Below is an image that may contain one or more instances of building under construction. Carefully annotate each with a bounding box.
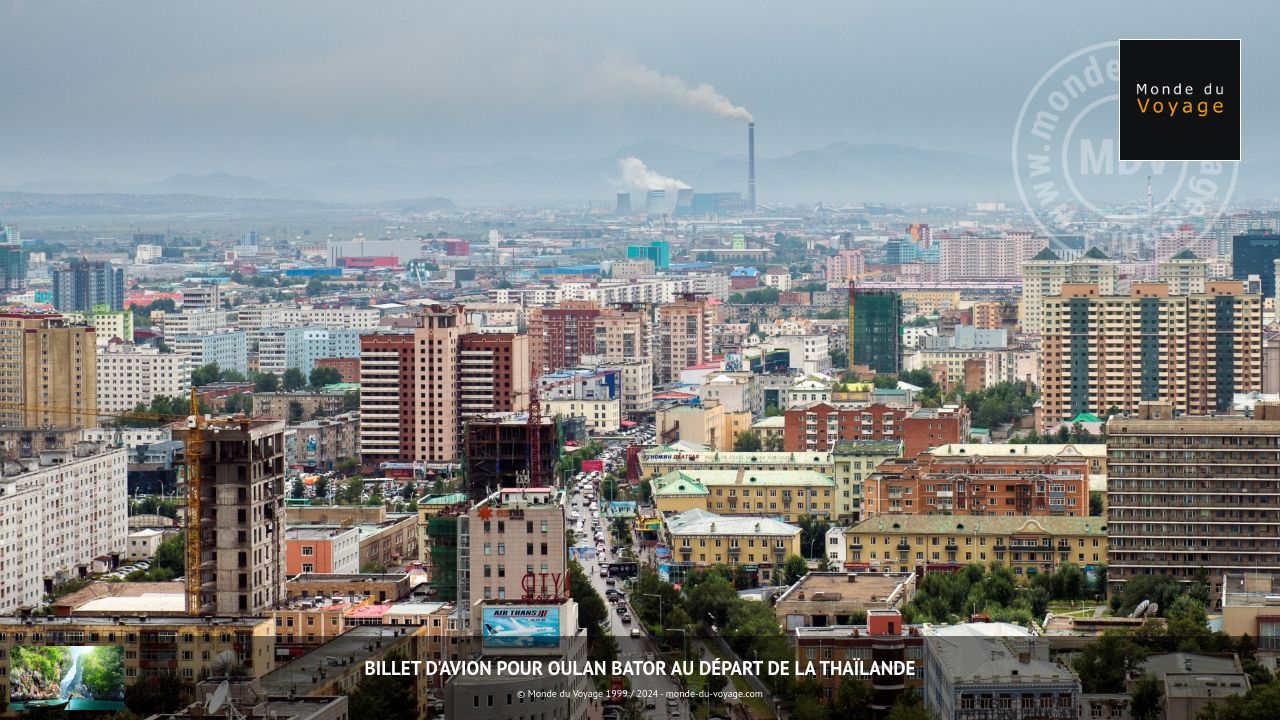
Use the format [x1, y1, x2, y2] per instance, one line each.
[175, 417, 287, 616]
[463, 412, 558, 500]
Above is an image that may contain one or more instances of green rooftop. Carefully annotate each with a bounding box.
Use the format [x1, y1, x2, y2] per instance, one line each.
[848, 514, 1106, 537]
[652, 468, 834, 489]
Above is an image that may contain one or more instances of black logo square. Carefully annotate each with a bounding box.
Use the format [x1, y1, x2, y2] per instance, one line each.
[1119, 39, 1240, 161]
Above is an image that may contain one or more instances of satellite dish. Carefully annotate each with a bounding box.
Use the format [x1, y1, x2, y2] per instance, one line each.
[212, 650, 237, 675]
[207, 681, 230, 714]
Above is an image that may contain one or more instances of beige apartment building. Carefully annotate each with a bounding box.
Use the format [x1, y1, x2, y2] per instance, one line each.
[0, 312, 98, 428]
[593, 307, 649, 361]
[656, 295, 714, 384]
[461, 487, 567, 628]
[1040, 281, 1262, 424]
[1019, 247, 1118, 334]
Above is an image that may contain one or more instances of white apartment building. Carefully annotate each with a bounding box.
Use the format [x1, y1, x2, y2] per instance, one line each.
[134, 244, 163, 264]
[180, 283, 222, 311]
[1019, 247, 1119, 334]
[543, 398, 621, 433]
[169, 329, 248, 375]
[236, 304, 381, 335]
[486, 285, 564, 307]
[0, 442, 128, 614]
[153, 309, 239, 336]
[257, 326, 362, 376]
[560, 274, 730, 305]
[96, 342, 193, 414]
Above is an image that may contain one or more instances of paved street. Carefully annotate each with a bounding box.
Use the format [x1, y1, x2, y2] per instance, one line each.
[570, 435, 691, 720]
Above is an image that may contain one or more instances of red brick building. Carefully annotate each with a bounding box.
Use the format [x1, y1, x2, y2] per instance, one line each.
[783, 402, 908, 452]
[528, 301, 601, 373]
[901, 405, 970, 457]
[864, 446, 1091, 517]
[314, 356, 361, 383]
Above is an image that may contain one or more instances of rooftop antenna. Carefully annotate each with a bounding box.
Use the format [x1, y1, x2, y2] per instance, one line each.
[1147, 175, 1153, 215]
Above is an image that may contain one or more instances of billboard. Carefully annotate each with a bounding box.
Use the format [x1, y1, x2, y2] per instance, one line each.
[481, 607, 560, 649]
[9, 646, 125, 712]
[607, 562, 638, 579]
[581, 459, 604, 473]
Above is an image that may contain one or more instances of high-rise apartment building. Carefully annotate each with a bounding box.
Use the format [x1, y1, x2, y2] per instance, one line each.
[359, 306, 528, 467]
[0, 313, 98, 429]
[936, 231, 1048, 282]
[50, 258, 125, 312]
[1108, 402, 1280, 600]
[1019, 247, 1119, 334]
[180, 282, 223, 311]
[458, 332, 530, 429]
[174, 417, 287, 616]
[528, 301, 601, 373]
[1232, 230, 1280, 299]
[1041, 282, 1263, 423]
[826, 249, 866, 285]
[592, 307, 648, 362]
[1157, 249, 1210, 296]
[460, 487, 567, 626]
[848, 287, 902, 374]
[0, 442, 127, 613]
[169, 329, 248, 375]
[656, 295, 714, 385]
[96, 341, 192, 414]
[0, 244, 26, 293]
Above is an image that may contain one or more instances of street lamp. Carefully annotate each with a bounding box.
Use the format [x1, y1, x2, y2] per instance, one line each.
[669, 627, 689, 662]
[642, 593, 663, 629]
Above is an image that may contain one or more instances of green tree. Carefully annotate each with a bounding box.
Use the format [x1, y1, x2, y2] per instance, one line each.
[254, 371, 279, 393]
[781, 554, 809, 585]
[347, 649, 416, 720]
[1165, 595, 1210, 650]
[313, 476, 330, 501]
[124, 671, 190, 716]
[153, 532, 185, 575]
[884, 688, 936, 720]
[223, 393, 251, 415]
[732, 430, 763, 452]
[828, 347, 848, 369]
[290, 479, 306, 499]
[897, 369, 936, 388]
[360, 561, 387, 574]
[1072, 630, 1148, 693]
[1130, 674, 1164, 720]
[791, 697, 830, 720]
[309, 366, 342, 388]
[796, 515, 831, 559]
[288, 400, 304, 423]
[340, 477, 365, 504]
[685, 573, 738, 626]
[191, 362, 221, 387]
[1054, 563, 1086, 602]
[282, 367, 307, 391]
[830, 676, 874, 720]
[1089, 491, 1105, 516]
[1116, 574, 1184, 617]
[568, 560, 618, 666]
[343, 389, 360, 412]
[305, 276, 327, 297]
[872, 374, 897, 389]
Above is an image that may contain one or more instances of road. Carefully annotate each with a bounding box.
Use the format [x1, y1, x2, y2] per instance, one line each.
[569, 450, 690, 720]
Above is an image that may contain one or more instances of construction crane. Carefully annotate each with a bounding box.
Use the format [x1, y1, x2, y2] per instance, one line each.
[527, 357, 543, 487]
[0, 388, 237, 616]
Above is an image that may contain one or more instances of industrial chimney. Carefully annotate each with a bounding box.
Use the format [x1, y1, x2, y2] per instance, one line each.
[747, 121, 756, 213]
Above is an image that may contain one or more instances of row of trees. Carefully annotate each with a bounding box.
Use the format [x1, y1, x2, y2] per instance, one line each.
[901, 562, 1103, 626]
[731, 429, 784, 452]
[194, 364, 344, 392]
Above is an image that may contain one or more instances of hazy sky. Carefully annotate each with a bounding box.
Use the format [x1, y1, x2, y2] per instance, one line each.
[2, 0, 1275, 184]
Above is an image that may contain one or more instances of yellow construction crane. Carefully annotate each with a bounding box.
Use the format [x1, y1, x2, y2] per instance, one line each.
[0, 388, 234, 616]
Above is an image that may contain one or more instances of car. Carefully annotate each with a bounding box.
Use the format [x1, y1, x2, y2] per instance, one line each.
[615, 605, 626, 615]
[599, 569, 608, 577]
[645, 652, 655, 661]
[667, 699, 680, 711]
[631, 628, 643, 638]
[620, 614, 632, 624]
[645, 697, 656, 709]
[606, 578, 616, 586]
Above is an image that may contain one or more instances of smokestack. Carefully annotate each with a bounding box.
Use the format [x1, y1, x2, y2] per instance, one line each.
[748, 122, 756, 213]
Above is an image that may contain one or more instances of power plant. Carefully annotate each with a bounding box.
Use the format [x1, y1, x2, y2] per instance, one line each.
[747, 121, 756, 213]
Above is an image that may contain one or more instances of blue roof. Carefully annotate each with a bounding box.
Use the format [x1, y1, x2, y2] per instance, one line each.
[536, 265, 601, 275]
[729, 267, 760, 277]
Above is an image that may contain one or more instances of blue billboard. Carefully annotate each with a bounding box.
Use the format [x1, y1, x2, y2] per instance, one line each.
[481, 607, 560, 649]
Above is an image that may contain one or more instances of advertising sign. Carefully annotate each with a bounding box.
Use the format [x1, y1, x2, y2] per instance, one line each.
[581, 459, 604, 473]
[481, 607, 560, 649]
[9, 646, 125, 712]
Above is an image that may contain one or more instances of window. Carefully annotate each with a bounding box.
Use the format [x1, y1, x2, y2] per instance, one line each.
[301, 546, 314, 556]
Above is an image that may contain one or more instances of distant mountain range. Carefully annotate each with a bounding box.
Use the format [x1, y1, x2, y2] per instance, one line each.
[6, 141, 1280, 207]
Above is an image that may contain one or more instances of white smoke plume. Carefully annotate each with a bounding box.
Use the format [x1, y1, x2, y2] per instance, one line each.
[593, 56, 752, 123]
[618, 156, 690, 193]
